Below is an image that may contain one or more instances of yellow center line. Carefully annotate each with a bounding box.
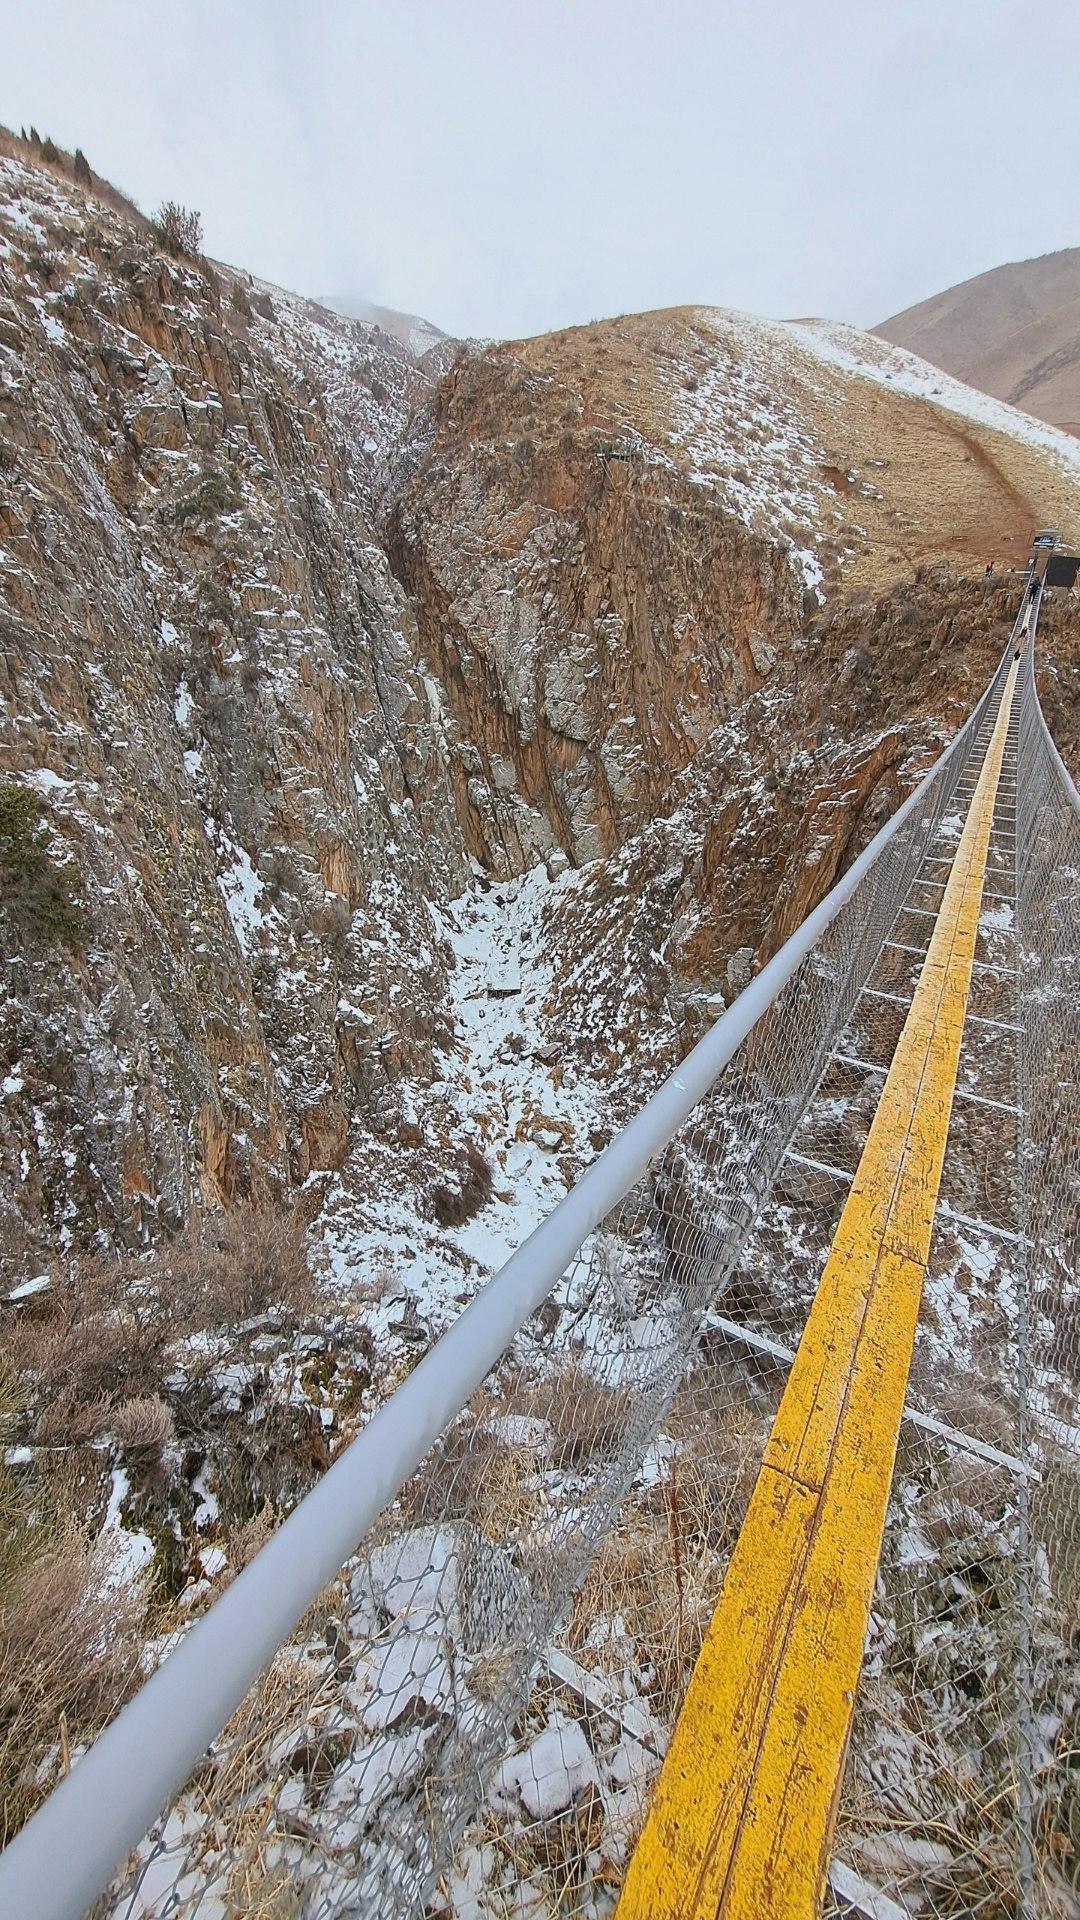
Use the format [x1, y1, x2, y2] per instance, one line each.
[616, 659, 1020, 1920]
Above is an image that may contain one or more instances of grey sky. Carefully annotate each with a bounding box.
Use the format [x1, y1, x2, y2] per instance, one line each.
[2, 0, 1076, 341]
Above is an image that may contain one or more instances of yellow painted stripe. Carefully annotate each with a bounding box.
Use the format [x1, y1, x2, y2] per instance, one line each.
[616, 661, 1019, 1920]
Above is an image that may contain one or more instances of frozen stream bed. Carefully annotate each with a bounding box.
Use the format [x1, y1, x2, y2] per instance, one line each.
[314, 861, 610, 1355]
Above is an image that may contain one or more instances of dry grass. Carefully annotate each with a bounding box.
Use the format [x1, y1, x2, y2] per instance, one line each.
[0, 1365, 142, 1840]
[5, 1203, 316, 1451]
[568, 1386, 764, 1722]
[211, 1653, 334, 1911]
[0, 1518, 143, 1844]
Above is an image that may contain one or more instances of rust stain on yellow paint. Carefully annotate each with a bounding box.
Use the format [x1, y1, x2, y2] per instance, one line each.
[616, 661, 1018, 1920]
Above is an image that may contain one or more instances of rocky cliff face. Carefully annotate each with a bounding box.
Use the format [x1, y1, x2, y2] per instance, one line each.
[380, 318, 1080, 1105]
[0, 147, 467, 1259]
[385, 345, 800, 873]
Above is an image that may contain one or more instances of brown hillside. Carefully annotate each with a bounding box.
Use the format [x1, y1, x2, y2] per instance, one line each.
[509, 306, 1080, 591]
[877, 248, 1080, 434]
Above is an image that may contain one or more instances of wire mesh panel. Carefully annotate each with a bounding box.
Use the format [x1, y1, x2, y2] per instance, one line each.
[98, 667, 1014, 1918]
[1015, 656, 1080, 1920]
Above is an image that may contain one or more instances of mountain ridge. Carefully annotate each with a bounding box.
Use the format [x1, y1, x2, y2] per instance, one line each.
[315, 291, 449, 358]
[877, 246, 1080, 434]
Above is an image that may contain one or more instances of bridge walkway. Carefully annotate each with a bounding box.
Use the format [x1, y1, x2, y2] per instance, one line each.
[616, 658, 1032, 1917]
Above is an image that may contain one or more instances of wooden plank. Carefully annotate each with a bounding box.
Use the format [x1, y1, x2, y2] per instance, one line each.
[615, 659, 1019, 1920]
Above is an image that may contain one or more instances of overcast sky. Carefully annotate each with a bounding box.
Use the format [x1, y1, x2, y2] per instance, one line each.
[2, 0, 1076, 341]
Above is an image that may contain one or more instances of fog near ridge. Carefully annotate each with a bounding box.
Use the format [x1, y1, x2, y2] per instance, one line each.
[2, 0, 1077, 341]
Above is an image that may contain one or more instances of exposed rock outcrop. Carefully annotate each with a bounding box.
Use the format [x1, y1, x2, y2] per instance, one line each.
[385, 347, 800, 872]
[0, 150, 462, 1255]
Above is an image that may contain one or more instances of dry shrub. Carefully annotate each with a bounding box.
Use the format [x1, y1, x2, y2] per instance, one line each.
[0, 1524, 142, 1843]
[431, 1140, 494, 1227]
[110, 1395, 175, 1475]
[8, 1254, 169, 1427]
[400, 1419, 536, 1539]
[151, 199, 203, 258]
[507, 1364, 635, 1471]
[5, 1204, 315, 1450]
[313, 891, 351, 960]
[664, 1375, 765, 1543]
[226, 1498, 277, 1577]
[168, 1205, 314, 1328]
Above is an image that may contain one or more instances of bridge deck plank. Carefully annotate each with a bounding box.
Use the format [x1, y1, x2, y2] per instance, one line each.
[614, 656, 1020, 1920]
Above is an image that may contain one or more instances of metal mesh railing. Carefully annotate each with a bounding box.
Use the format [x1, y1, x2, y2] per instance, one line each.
[822, 669, 1036, 1918]
[92, 662, 1012, 1919]
[1014, 645, 1080, 1920]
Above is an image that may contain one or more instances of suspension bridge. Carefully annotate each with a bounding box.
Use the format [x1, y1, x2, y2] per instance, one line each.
[2, 554, 1078, 1919]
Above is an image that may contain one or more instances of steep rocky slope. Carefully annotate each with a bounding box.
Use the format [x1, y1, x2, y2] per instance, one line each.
[878, 246, 1080, 435]
[386, 307, 1080, 1099]
[0, 144, 471, 1264]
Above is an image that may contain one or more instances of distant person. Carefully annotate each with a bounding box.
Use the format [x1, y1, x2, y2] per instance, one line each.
[985, 559, 995, 578]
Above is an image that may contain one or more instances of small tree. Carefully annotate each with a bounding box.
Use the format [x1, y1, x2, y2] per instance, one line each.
[151, 201, 203, 259]
[0, 783, 88, 953]
[73, 148, 92, 187]
[40, 137, 59, 165]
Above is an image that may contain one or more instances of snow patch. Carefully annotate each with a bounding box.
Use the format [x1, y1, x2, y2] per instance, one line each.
[495, 1713, 600, 1821]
